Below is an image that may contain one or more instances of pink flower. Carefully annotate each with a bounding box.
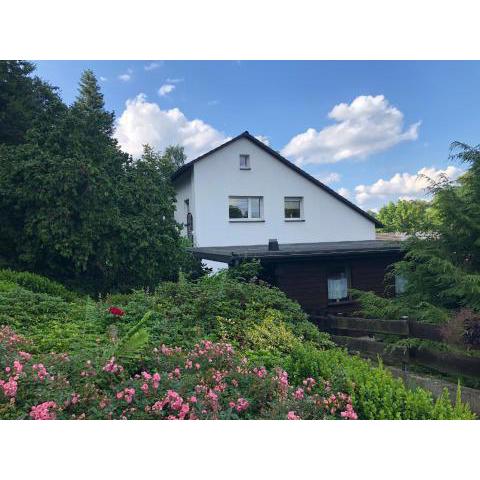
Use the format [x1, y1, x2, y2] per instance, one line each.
[294, 388, 304, 400]
[190, 396, 197, 403]
[178, 403, 190, 419]
[141, 383, 149, 394]
[71, 393, 80, 405]
[253, 366, 267, 378]
[102, 357, 124, 374]
[152, 372, 161, 389]
[0, 377, 18, 398]
[340, 404, 358, 420]
[13, 360, 23, 374]
[287, 411, 301, 420]
[302, 377, 316, 392]
[30, 401, 57, 420]
[32, 363, 48, 381]
[275, 370, 289, 397]
[235, 398, 249, 413]
[19, 351, 32, 361]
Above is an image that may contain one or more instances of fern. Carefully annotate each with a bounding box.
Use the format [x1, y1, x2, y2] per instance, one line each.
[114, 311, 152, 361]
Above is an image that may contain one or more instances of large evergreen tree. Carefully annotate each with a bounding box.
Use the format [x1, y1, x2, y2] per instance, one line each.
[0, 63, 200, 293]
[0, 61, 59, 146]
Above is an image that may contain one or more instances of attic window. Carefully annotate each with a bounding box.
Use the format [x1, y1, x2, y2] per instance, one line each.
[239, 154, 251, 170]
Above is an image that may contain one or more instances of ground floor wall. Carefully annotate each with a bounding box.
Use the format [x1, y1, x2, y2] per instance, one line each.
[262, 252, 402, 314]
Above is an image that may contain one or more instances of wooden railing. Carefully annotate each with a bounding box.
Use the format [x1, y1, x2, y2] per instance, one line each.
[311, 314, 480, 380]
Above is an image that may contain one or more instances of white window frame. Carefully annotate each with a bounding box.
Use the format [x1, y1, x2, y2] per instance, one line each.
[239, 154, 251, 170]
[284, 196, 304, 221]
[228, 196, 264, 222]
[327, 264, 352, 304]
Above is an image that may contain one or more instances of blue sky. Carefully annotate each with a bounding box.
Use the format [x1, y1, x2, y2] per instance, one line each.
[34, 60, 480, 210]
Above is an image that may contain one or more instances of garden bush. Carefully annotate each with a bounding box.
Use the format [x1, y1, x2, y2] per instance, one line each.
[0, 284, 103, 353]
[0, 325, 358, 420]
[0, 269, 474, 420]
[283, 343, 475, 419]
[0, 269, 79, 302]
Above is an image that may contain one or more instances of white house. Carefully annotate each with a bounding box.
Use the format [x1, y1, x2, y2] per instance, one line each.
[172, 131, 379, 248]
[172, 131, 402, 313]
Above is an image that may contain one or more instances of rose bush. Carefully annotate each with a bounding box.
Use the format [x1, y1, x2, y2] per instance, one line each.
[0, 326, 358, 420]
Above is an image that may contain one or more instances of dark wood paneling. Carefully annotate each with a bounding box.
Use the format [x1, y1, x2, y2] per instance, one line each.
[264, 252, 401, 314]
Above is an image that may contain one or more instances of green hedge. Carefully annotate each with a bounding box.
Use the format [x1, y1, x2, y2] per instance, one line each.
[284, 343, 474, 419]
[0, 269, 79, 302]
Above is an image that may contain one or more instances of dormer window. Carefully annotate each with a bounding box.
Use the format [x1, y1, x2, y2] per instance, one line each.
[239, 154, 251, 170]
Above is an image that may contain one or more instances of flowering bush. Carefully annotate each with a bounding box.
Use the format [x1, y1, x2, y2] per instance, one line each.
[0, 327, 357, 420]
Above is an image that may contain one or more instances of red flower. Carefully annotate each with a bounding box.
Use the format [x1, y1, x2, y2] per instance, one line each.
[108, 306, 125, 317]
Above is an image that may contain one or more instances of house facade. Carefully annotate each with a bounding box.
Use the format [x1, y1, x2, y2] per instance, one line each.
[172, 131, 403, 313]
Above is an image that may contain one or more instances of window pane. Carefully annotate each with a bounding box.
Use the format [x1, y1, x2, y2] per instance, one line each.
[250, 198, 261, 218]
[395, 274, 407, 296]
[229, 197, 248, 218]
[285, 199, 301, 218]
[327, 267, 349, 302]
[240, 155, 250, 168]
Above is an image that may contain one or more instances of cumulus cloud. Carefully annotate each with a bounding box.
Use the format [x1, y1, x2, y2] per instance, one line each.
[158, 84, 175, 96]
[337, 187, 351, 199]
[99, 76, 108, 82]
[144, 62, 162, 71]
[315, 172, 341, 185]
[281, 95, 420, 166]
[118, 69, 133, 82]
[354, 165, 463, 208]
[114, 93, 228, 159]
[254, 135, 270, 146]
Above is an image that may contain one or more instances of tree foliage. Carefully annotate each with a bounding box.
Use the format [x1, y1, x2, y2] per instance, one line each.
[0, 61, 202, 293]
[358, 142, 480, 323]
[377, 199, 437, 234]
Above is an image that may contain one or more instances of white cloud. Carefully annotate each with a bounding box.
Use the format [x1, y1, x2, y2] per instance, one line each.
[207, 100, 219, 106]
[337, 187, 351, 199]
[144, 62, 162, 71]
[281, 95, 420, 166]
[354, 165, 464, 209]
[315, 172, 341, 184]
[158, 84, 176, 96]
[118, 68, 133, 82]
[166, 78, 183, 83]
[100, 76, 108, 82]
[254, 135, 270, 146]
[114, 93, 228, 159]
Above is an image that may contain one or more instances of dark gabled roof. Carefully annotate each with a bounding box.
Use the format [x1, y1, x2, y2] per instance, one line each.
[191, 240, 403, 263]
[171, 131, 382, 227]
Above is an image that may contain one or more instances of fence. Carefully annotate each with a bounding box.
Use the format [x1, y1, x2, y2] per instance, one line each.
[311, 314, 480, 380]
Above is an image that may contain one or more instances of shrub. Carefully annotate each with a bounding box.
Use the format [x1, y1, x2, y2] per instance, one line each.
[0, 284, 102, 353]
[98, 273, 310, 349]
[352, 288, 450, 324]
[283, 343, 475, 420]
[0, 326, 358, 420]
[0, 269, 79, 302]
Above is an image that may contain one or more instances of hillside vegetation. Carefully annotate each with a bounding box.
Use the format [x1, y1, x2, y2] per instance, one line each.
[0, 268, 474, 420]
